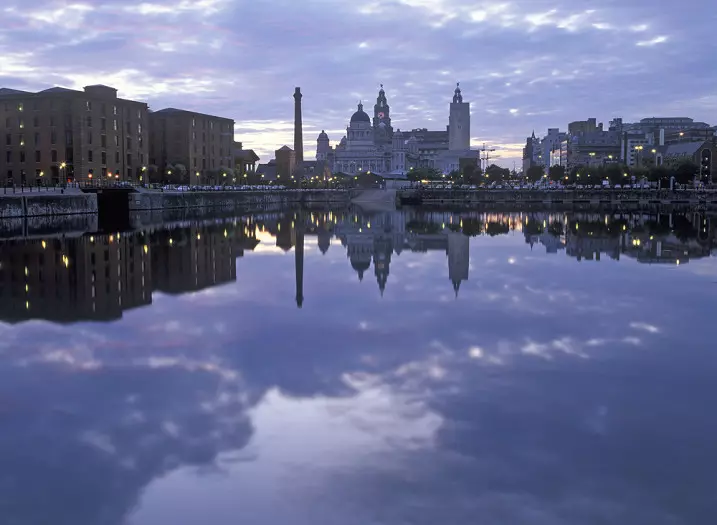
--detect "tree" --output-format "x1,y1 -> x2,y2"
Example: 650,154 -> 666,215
674,159 -> 699,185
548,165 -> 565,182
603,164 -> 624,185
526,165 -> 545,182
462,163 -> 482,185
484,164 -> 509,183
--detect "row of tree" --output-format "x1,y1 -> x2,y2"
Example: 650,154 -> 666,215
525,159 -> 703,185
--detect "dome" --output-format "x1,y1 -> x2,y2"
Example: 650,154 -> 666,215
318,130 -> 329,140
350,102 -> 370,123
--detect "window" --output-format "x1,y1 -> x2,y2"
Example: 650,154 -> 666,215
113,119 -> 117,131
202,158 -> 206,169
126,137 -> 132,150
5,117 -> 10,128
138,123 -> 142,134
34,132 -> 39,144
126,153 -> 132,166
86,116 -> 92,127
88,150 -> 93,162
19,134 -> 24,146
192,131 -> 196,140
114,135 -> 118,146
202,145 -> 206,155
6,170 -> 11,180
5,151 -> 10,162
115,151 -> 120,163
125,121 -> 130,134
113,105 -> 117,115
65,131 -> 72,146
35,150 -> 40,162
100,135 -> 106,147
87,132 -> 92,145
210,121 -> 214,130
5,134 -> 10,146
140,153 -> 144,163
101,167 -> 107,177
192,118 -> 196,128
17,103 -> 23,112
33,116 -> 39,127
101,151 -> 106,164
19,119 -> 24,129
127,168 -> 132,180
86,101 -> 92,111
51,150 -> 57,162
101,118 -> 106,131
193,158 -> 197,168
101,103 -> 106,115
20,151 -> 26,163
137,109 -> 142,119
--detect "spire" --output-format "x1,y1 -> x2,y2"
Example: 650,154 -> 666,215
531,129 -> 536,139
452,279 -> 461,298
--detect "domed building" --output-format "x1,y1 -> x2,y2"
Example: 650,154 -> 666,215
316,84 -> 479,177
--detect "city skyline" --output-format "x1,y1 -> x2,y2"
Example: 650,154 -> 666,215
1,1 -> 715,168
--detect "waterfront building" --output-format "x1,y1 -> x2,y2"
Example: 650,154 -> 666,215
317,84 -> 478,176
274,145 -> 296,180
0,84 -> 148,185
148,108 -> 234,185
234,141 -> 259,175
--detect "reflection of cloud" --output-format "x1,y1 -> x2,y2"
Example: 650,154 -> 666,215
630,322 -> 660,334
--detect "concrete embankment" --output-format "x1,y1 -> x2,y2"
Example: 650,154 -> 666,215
129,189 -> 349,212
0,193 -> 98,218
0,189 -> 348,219
399,189 -> 717,210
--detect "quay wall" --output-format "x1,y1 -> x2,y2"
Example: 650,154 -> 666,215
0,193 -> 97,219
400,189 -> 717,209
128,190 -> 350,212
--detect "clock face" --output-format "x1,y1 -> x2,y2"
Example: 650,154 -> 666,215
377,112 -> 385,119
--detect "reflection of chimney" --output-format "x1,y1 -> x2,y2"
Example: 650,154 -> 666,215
295,211 -> 304,308
293,87 -> 304,169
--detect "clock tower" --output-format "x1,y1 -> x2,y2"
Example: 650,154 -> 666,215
372,84 -> 393,145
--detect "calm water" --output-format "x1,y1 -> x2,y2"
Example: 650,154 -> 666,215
1,208 -> 716,525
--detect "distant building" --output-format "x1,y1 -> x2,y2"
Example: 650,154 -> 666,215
148,108 -> 234,185
659,140 -> 716,182
0,84 -> 148,185
274,145 -> 295,180
233,141 -> 259,175
316,84 -> 478,176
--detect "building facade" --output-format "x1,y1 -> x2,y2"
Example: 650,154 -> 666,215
316,84 -> 477,176
148,108 -> 234,184
0,84 -> 148,185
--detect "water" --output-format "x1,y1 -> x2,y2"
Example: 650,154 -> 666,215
1,208 -> 716,525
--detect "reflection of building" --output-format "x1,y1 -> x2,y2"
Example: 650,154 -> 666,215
0,232 -> 151,323
151,225 -> 237,294
447,232 -> 469,296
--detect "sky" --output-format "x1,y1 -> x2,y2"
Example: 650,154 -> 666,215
1,0 -> 716,167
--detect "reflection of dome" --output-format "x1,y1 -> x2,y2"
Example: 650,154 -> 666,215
350,103 -> 370,123
318,130 -> 329,140
351,259 -> 371,281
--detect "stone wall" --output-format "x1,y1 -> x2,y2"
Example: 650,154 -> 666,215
0,194 -> 97,218
129,190 -> 349,212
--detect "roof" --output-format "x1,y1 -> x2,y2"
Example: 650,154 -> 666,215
277,145 -> 292,151
0,88 -> 32,97
40,87 -> 77,94
350,103 -> 370,123
151,107 -> 234,122
235,148 -> 259,162
663,141 -> 708,157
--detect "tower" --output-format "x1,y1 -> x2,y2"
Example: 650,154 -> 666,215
449,83 -> 470,151
293,87 -> 304,169
373,84 -> 393,145
447,231 -> 469,297
316,130 -> 330,161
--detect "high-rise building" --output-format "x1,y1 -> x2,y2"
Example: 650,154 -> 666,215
0,84 -> 148,185
148,108 -> 234,185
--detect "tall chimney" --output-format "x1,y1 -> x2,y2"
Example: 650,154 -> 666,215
293,87 -> 304,168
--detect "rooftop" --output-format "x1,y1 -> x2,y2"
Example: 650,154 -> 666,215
151,107 -> 234,121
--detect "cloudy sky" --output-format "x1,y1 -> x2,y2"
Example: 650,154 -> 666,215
1,0 -> 716,166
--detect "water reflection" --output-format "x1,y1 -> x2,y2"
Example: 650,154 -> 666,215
1,210 -> 714,323
0,208 -> 716,524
